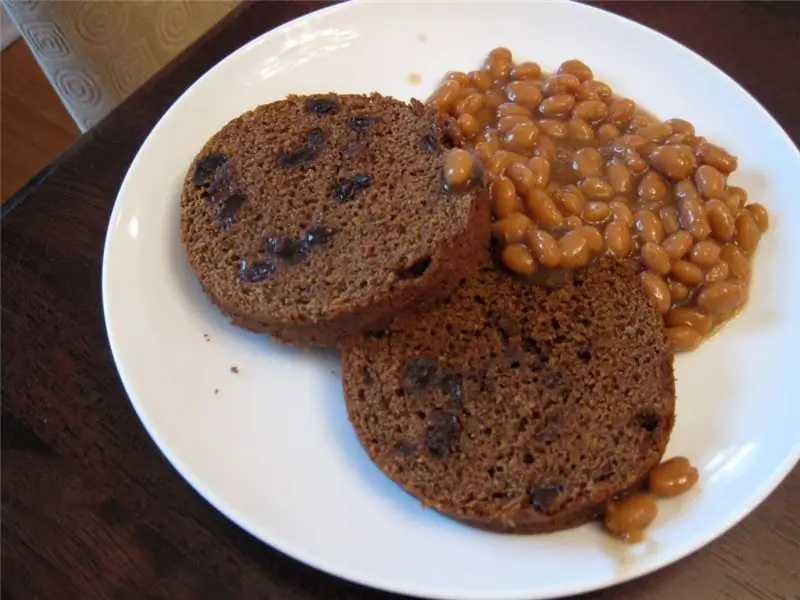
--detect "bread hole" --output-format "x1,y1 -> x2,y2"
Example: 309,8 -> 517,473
397,256 -> 432,280
510,361 -> 520,369
578,349 -> 592,363
358,390 -> 365,401
551,317 -> 561,331
523,453 -> 534,464
637,412 -> 661,432
473,295 -> 487,305
487,468 -> 496,478
362,366 -> 373,384
416,411 -> 426,420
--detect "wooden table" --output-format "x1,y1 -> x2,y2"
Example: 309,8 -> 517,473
3,2 -> 798,598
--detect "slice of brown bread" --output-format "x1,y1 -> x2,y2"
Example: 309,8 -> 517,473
181,93 -> 488,347
342,259 -> 675,533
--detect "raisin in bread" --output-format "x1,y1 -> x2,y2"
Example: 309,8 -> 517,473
181,93 -> 488,347
342,259 -> 675,533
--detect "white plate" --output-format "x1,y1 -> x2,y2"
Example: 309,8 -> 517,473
102,1 -> 800,598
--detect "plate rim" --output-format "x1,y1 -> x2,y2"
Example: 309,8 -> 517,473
102,1 -> 800,599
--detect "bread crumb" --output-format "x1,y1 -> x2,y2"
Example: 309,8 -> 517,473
230,366 -> 240,374
204,333 -> 211,342
214,389 -> 219,395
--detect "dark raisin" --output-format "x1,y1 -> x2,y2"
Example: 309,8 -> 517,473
303,225 -> 336,248
440,373 -> 463,405
578,348 -> 592,363
305,97 -> 338,114
332,174 -> 371,202
403,357 -> 437,391
266,235 -> 306,262
306,127 -> 326,147
637,412 -> 661,432
421,134 -> 437,153
218,193 -> 246,229
239,260 -> 274,283
542,372 -> 560,389
193,153 -> 228,188
530,485 -> 562,512
394,442 -> 418,456
426,409 -> 460,458
397,256 -> 432,280
278,145 -> 318,167
349,116 -> 380,132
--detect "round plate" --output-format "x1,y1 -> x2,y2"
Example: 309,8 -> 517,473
102,1 -> 800,598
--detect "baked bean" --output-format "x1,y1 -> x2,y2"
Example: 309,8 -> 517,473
543,73 -> 581,96
638,171 -> 669,203
497,102 -> 531,119
546,182 -> 563,201
662,230 -> 694,260
637,122 -> 673,143
606,159 -> 633,195
666,118 -> 695,135
725,186 -> 748,210
525,189 -> 565,230
721,244 -> 750,280
694,165 -> 726,199
539,94 -> 576,118
622,148 -> 648,174
483,89 -> 504,110
666,326 -> 702,352
523,228 -> 561,268
565,215 -> 583,229
596,123 -> 621,144
568,118 -> 595,144
697,280 -> 747,316
577,80 -> 612,101
607,199 -> 631,221
490,176 -> 520,219
696,141 -> 738,173
445,71 -> 470,86
474,140 -> 496,163
578,225 -> 604,253
429,80 -> 461,112
538,119 -> 569,139
504,81 -> 544,109
649,457 -> 699,497
469,69 -> 493,91
504,122 -> 540,153
573,100 -> 608,123
633,210 -> 665,244
573,148 -> 604,179
671,260 -> 704,287
705,199 -> 736,242
506,163 -> 536,195
640,272 -> 671,313
678,195 -> 711,241
498,114 -> 533,135
492,212 -> 533,245
485,47 -> 512,80
558,230 -> 590,268
628,113 -> 653,131
511,61 -> 542,80
443,148 -> 474,188
746,203 -> 769,232
607,98 -> 636,126
533,135 -> 558,163
649,144 -> 697,180
665,307 -> 713,336
659,205 -> 680,235
641,242 -> 671,276
668,279 -> 689,303
604,492 -> 658,543
457,114 -> 480,139
557,59 -> 593,82
605,221 -> 632,258
501,243 -> 537,276
455,93 -> 484,117
666,132 -> 698,147
705,260 -> 730,284
526,157 -> 551,189
735,212 -> 761,253
475,105 -> 495,129
689,240 -> 721,269
612,133 -> 648,152
485,150 -> 515,178
581,178 -> 615,201
559,185 -> 586,216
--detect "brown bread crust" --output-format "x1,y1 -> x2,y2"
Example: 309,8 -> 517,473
181,93 -> 489,347
342,260 -> 675,533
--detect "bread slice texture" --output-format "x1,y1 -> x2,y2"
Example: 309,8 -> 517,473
342,259 -> 675,533
181,93 -> 489,347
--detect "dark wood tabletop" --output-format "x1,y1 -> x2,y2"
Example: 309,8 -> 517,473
3,2 -> 798,599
